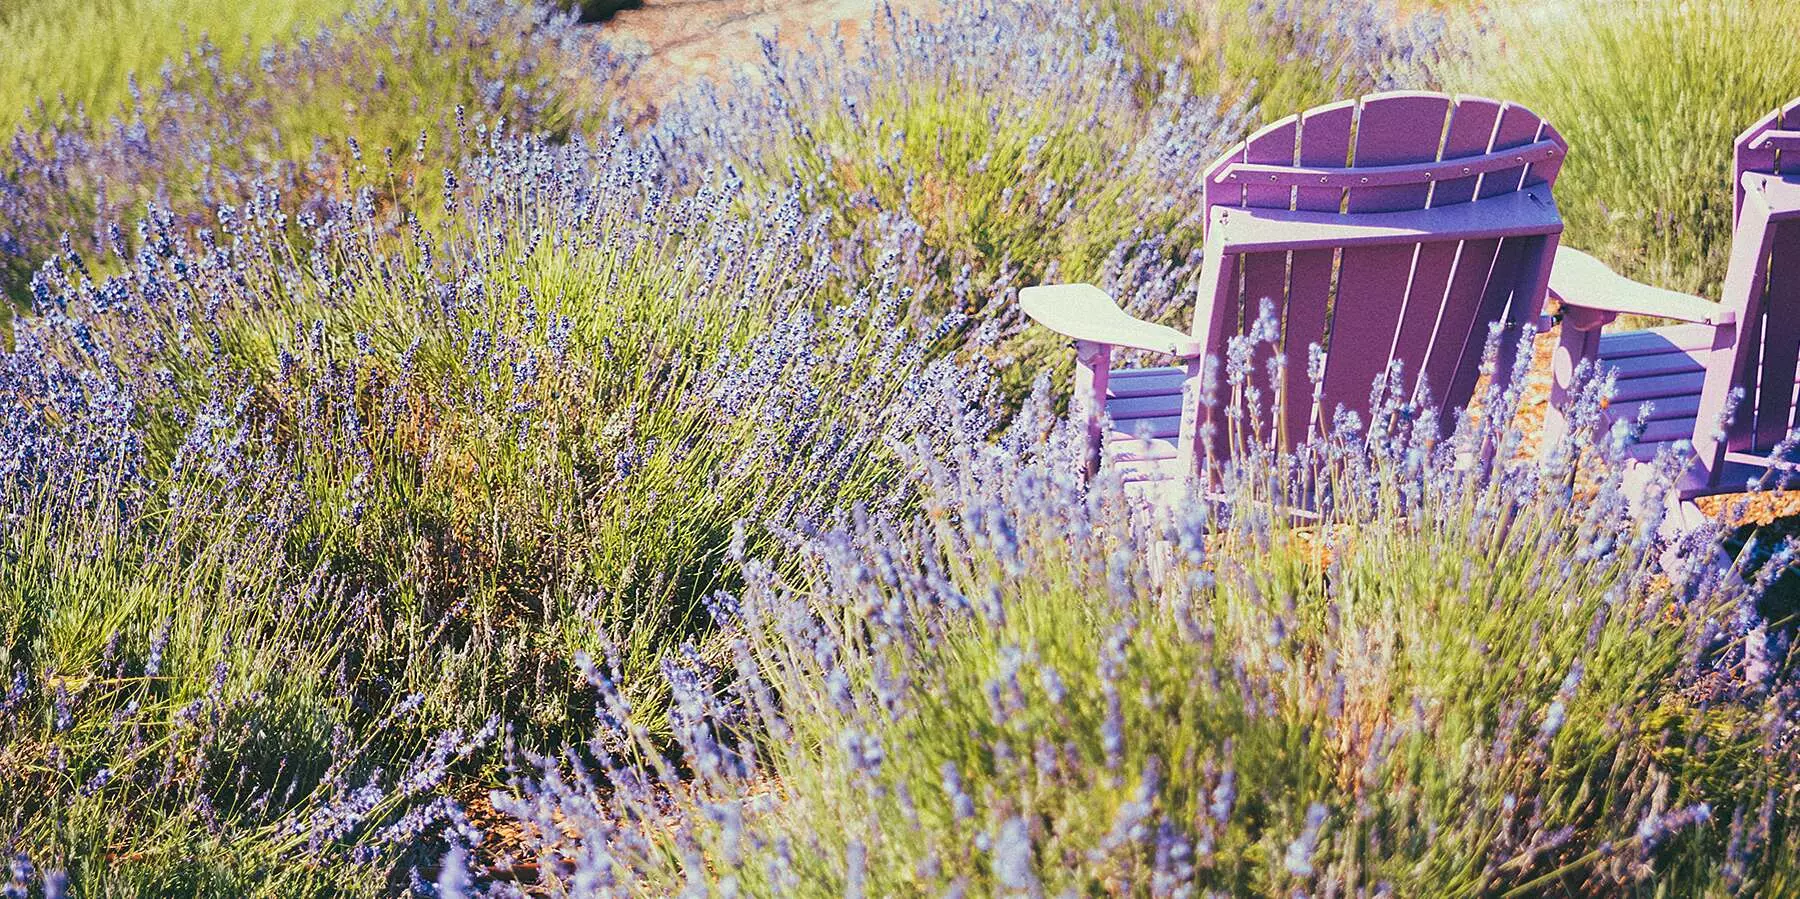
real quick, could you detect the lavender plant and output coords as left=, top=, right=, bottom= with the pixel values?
left=4, top=0, right=1798, bottom=892
left=1, top=0, right=612, bottom=297
left=640, top=0, right=1251, bottom=409
left=490, top=331, right=1799, bottom=895
left=5, top=104, right=984, bottom=895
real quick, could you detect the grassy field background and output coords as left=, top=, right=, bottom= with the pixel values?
left=2, top=0, right=1798, bottom=895
left=0, top=0, right=361, bottom=134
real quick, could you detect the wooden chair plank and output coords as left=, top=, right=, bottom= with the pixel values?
left=1734, top=97, right=1800, bottom=223
left=1396, top=97, right=1506, bottom=404
left=1478, top=102, right=1546, bottom=200
left=1234, top=122, right=1300, bottom=446
left=1107, top=392, right=1185, bottom=420
left=1294, top=103, right=1356, bottom=209
left=1213, top=189, right=1560, bottom=253
left=1106, top=435, right=1179, bottom=461
left=1282, top=102, right=1355, bottom=446
left=1428, top=97, right=1503, bottom=206
left=1392, top=239, right=1459, bottom=403
left=1612, top=371, right=1706, bottom=403
left=1608, top=393, right=1703, bottom=423
left=1242, top=120, right=1300, bottom=210
left=1115, top=457, right=1189, bottom=484
left=1345, top=93, right=1450, bottom=214
left=1709, top=189, right=1780, bottom=462
left=1606, top=351, right=1707, bottom=379
left=1598, top=324, right=1718, bottom=359
left=1522, top=120, right=1565, bottom=189
left=1317, top=95, right=1452, bottom=420
left=1106, top=367, right=1187, bottom=398
left=1108, top=414, right=1182, bottom=440
left=1321, top=244, right=1421, bottom=420
left=1641, top=417, right=1700, bottom=444
left=1436, top=103, right=1558, bottom=419
left=1752, top=220, right=1800, bottom=449
left=1239, top=250, right=1290, bottom=442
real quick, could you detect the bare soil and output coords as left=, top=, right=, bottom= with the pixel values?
left=595, top=0, right=942, bottom=110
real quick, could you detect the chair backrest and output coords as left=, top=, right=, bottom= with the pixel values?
left=1702, top=97, right=1800, bottom=474
left=1189, top=92, right=1565, bottom=453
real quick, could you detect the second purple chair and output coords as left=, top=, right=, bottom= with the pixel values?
left=1545, top=96, right=1800, bottom=534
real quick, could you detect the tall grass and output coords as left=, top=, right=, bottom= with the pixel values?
left=1091, top=0, right=1458, bottom=117
left=1457, top=0, right=1800, bottom=297
left=1, top=0, right=609, bottom=298
left=0, top=0, right=359, bottom=135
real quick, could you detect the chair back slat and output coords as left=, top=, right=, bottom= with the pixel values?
left=1410, top=97, right=1505, bottom=406
left=1346, top=93, right=1450, bottom=213
left=1751, top=222, right=1800, bottom=450
left=1239, top=120, right=1303, bottom=448
left=1735, top=97, right=1800, bottom=221
left=1439, top=102, right=1561, bottom=417
left=1279, top=102, right=1358, bottom=445
left=1318, top=94, right=1451, bottom=426
left=1193, top=93, right=1564, bottom=455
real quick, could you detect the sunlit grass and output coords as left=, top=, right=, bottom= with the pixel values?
left=1456, top=0, right=1800, bottom=297
left=0, top=0, right=359, bottom=135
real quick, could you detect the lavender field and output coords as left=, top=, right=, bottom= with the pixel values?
left=3, top=0, right=1798, bottom=895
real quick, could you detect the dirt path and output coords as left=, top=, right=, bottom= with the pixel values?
left=595, top=0, right=942, bottom=109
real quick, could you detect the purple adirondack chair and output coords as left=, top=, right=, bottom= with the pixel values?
left=1545, top=96, right=1800, bottom=531
left=1021, top=92, right=1567, bottom=491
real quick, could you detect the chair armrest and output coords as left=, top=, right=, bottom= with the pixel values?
left=1548, top=247, right=1735, bottom=326
left=1019, top=283, right=1202, bottom=357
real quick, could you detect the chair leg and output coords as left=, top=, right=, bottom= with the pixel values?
left=1621, top=464, right=1734, bottom=585
left=1655, top=493, right=1736, bottom=587
left=1073, top=340, right=1111, bottom=479
left=1542, top=320, right=1601, bottom=458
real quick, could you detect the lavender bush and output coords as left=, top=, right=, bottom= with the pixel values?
left=646, top=1, right=1254, bottom=407
left=1, top=0, right=611, bottom=296
left=3, top=0, right=1798, bottom=893
left=3, top=118, right=982, bottom=893
left=491, top=331, right=1800, bottom=895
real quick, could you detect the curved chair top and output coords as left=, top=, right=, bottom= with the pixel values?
left=1202, top=91, right=1566, bottom=222
left=1734, top=95, right=1800, bottom=221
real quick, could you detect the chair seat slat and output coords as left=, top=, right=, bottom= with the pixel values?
left=1596, top=324, right=1717, bottom=359
left=1610, top=371, right=1706, bottom=403
left=1603, top=351, right=1707, bottom=379
left=1105, top=367, right=1188, bottom=398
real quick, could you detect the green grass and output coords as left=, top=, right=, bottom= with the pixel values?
left=0, top=0, right=360, bottom=135
left=1456, top=0, right=1800, bottom=298
left=1092, top=0, right=1459, bottom=118
left=1, top=0, right=606, bottom=301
